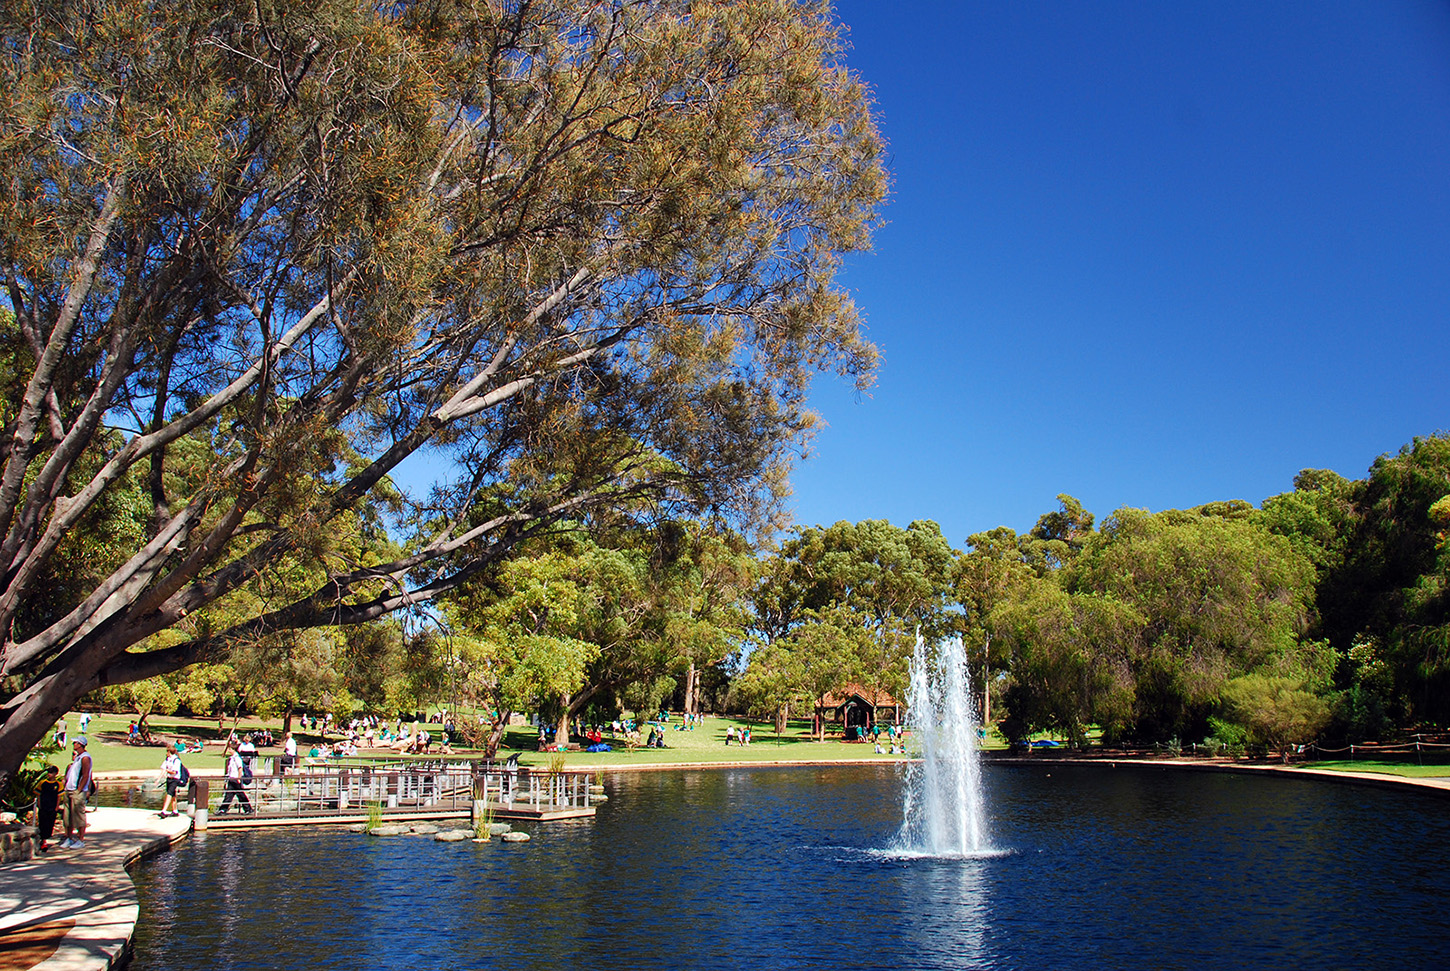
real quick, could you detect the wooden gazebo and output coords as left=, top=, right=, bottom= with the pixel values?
left=816, top=684, right=901, bottom=737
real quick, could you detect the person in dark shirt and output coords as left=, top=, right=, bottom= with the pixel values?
left=34, top=764, right=62, bottom=852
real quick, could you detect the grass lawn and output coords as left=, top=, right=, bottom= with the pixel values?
left=1302, top=759, right=1450, bottom=778
left=44, top=711, right=366, bottom=775
left=501, top=717, right=909, bottom=770
left=44, top=710, right=1450, bottom=783
left=45, top=710, right=910, bottom=776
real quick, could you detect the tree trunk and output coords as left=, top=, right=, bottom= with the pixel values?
left=483, top=709, right=511, bottom=759
left=0, top=659, right=109, bottom=785
left=281, top=703, right=294, bottom=738
left=552, top=692, right=572, bottom=751
left=683, top=662, right=697, bottom=716
left=774, top=701, right=788, bottom=736
left=981, top=634, right=992, bottom=726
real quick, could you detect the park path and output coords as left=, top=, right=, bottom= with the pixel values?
left=0, top=808, right=190, bottom=971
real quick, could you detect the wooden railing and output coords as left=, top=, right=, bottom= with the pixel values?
left=194, top=759, right=595, bottom=823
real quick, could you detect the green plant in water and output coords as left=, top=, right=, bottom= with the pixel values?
left=547, top=752, right=566, bottom=774
left=474, top=800, right=495, bottom=840
left=365, top=801, right=383, bottom=831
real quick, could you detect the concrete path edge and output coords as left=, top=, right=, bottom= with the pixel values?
left=0, top=807, right=192, bottom=971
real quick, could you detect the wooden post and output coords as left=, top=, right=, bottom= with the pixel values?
left=192, top=779, right=210, bottom=830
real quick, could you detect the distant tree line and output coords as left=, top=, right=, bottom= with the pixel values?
left=89, top=434, right=1450, bottom=760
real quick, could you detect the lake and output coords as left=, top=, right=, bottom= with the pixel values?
left=129, top=763, right=1450, bottom=970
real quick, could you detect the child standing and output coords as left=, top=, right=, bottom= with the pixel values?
left=33, top=764, right=62, bottom=852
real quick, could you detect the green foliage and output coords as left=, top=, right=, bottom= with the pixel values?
left=1312, top=435, right=1450, bottom=727
left=1203, top=715, right=1248, bottom=757
left=748, top=518, right=956, bottom=719
left=0, top=738, right=60, bottom=816
left=994, top=503, right=1318, bottom=745
left=735, top=641, right=804, bottom=728
left=473, top=801, right=494, bottom=840
left=104, top=677, right=181, bottom=728
left=1255, top=469, right=1355, bottom=578
left=1017, top=495, right=1095, bottom=576
left=993, top=582, right=1141, bottom=746
left=0, top=0, right=888, bottom=779
left=1218, top=673, right=1332, bottom=761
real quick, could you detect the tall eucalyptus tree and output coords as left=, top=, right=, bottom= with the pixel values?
left=0, top=0, right=885, bottom=777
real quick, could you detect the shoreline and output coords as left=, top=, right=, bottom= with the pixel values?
left=9, top=755, right=1450, bottom=969
left=984, top=754, right=1450, bottom=798
left=0, top=807, right=191, bottom=971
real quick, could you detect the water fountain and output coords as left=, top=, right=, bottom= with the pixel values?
left=896, top=633, right=992, bottom=857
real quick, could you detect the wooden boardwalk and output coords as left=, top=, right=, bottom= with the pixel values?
left=195, top=759, right=596, bottom=829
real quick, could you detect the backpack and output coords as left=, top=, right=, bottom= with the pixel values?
left=241, top=759, right=253, bottom=782
left=177, top=762, right=190, bottom=785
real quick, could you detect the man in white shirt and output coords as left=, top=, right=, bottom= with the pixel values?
left=217, top=744, right=254, bottom=814
left=238, top=734, right=258, bottom=773
left=60, top=736, right=92, bottom=849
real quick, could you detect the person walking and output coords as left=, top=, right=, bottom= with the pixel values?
left=59, top=736, right=92, bottom=849
left=217, top=743, right=254, bottom=815
left=238, top=733, right=258, bottom=772
left=160, top=742, right=185, bottom=818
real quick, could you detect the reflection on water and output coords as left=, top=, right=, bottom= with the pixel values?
left=130, top=764, right=1450, bottom=970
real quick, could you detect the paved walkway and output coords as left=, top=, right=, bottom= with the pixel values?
left=0, top=808, right=191, bottom=971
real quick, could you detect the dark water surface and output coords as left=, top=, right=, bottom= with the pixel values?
left=129, top=763, right=1450, bottom=970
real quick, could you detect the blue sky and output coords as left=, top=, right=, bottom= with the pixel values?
left=785, top=0, right=1450, bottom=545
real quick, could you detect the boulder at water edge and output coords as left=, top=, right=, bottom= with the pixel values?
left=410, top=823, right=440, bottom=835
left=368, top=824, right=406, bottom=836
left=486, top=822, right=512, bottom=835
left=435, top=830, right=469, bottom=842
left=501, top=831, right=530, bottom=842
